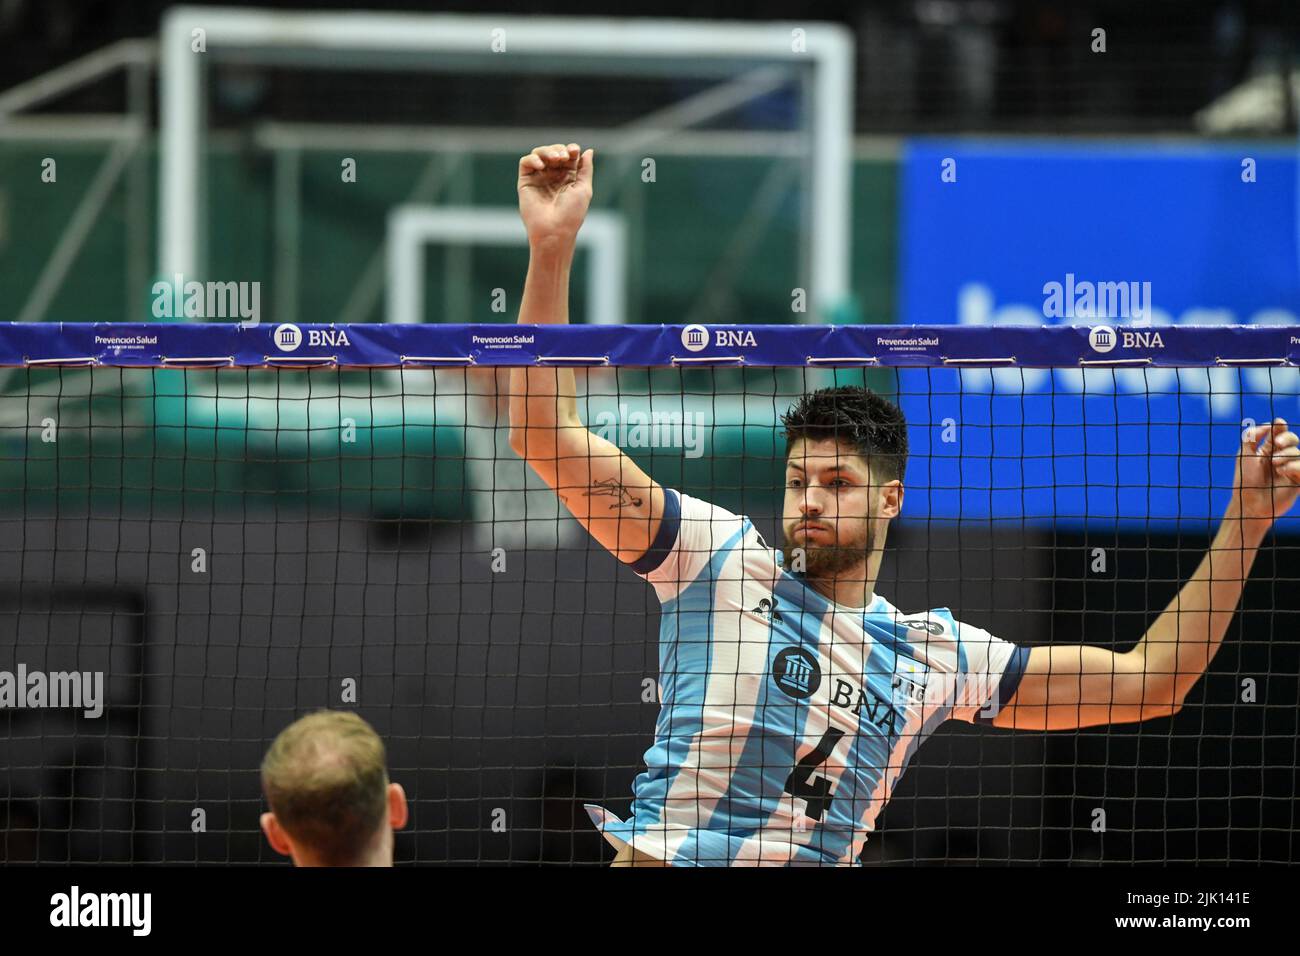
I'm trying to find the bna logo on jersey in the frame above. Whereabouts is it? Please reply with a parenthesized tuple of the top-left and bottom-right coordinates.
(772, 646, 822, 700)
(899, 618, 944, 636)
(274, 324, 302, 352)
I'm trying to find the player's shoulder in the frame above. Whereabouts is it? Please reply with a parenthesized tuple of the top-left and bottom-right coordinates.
(914, 607, 1005, 661)
(870, 594, 960, 639)
(915, 606, 997, 644)
(675, 488, 744, 522)
(673, 489, 763, 537)
(667, 489, 776, 556)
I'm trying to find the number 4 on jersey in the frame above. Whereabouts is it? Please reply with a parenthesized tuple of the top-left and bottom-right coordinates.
(784, 728, 845, 823)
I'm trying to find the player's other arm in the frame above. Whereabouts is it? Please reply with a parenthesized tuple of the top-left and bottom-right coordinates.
(992, 420, 1300, 731)
(506, 143, 665, 565)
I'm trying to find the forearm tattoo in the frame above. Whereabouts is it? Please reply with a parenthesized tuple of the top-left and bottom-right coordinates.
(585, 478, 644, 510)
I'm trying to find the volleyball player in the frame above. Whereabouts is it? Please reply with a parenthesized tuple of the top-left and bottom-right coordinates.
(260, 710, 408, 867)
(509, 142, 1300, 866)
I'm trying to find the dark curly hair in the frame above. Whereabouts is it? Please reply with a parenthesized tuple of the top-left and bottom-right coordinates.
(780, 385, 909, 483)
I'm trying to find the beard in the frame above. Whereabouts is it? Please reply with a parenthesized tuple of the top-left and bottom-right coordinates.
(783, 520, 875, 579)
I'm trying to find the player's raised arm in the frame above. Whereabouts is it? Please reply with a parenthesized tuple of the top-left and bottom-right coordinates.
(507, 143, 666, 565)
(991, 419, 1300, 731)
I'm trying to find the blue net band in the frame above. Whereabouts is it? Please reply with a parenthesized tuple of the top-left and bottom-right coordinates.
(2, 323, 1297, 368)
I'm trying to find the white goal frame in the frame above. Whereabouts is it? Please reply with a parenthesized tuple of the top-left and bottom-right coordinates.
(386, 206, 626, 325)
(158, 7, 854, 320)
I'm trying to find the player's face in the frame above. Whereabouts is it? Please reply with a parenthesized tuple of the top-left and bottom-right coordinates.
(782, 438, 882, 577)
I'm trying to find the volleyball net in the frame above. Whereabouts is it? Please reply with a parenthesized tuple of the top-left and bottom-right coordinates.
(1, 321, 1298, 865)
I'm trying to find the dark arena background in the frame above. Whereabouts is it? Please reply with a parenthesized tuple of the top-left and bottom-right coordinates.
(0, 0, 1298, 901)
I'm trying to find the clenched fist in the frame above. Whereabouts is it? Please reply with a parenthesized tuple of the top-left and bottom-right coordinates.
(1234, 418, 1300, 524)
(517, 143, 594, 245)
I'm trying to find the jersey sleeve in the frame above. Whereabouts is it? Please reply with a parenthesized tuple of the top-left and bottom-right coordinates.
(948, 618, 1031, 724)
(628, 488, 748, 603)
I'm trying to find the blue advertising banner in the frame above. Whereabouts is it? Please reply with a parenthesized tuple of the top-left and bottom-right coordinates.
(1, 322, 1296, 368)
(899, 141, 1300, 531)
(1, 319, 1297, 531)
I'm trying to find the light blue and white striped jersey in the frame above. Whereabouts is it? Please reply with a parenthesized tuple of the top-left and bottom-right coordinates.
(584, 488, 1029, 866)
